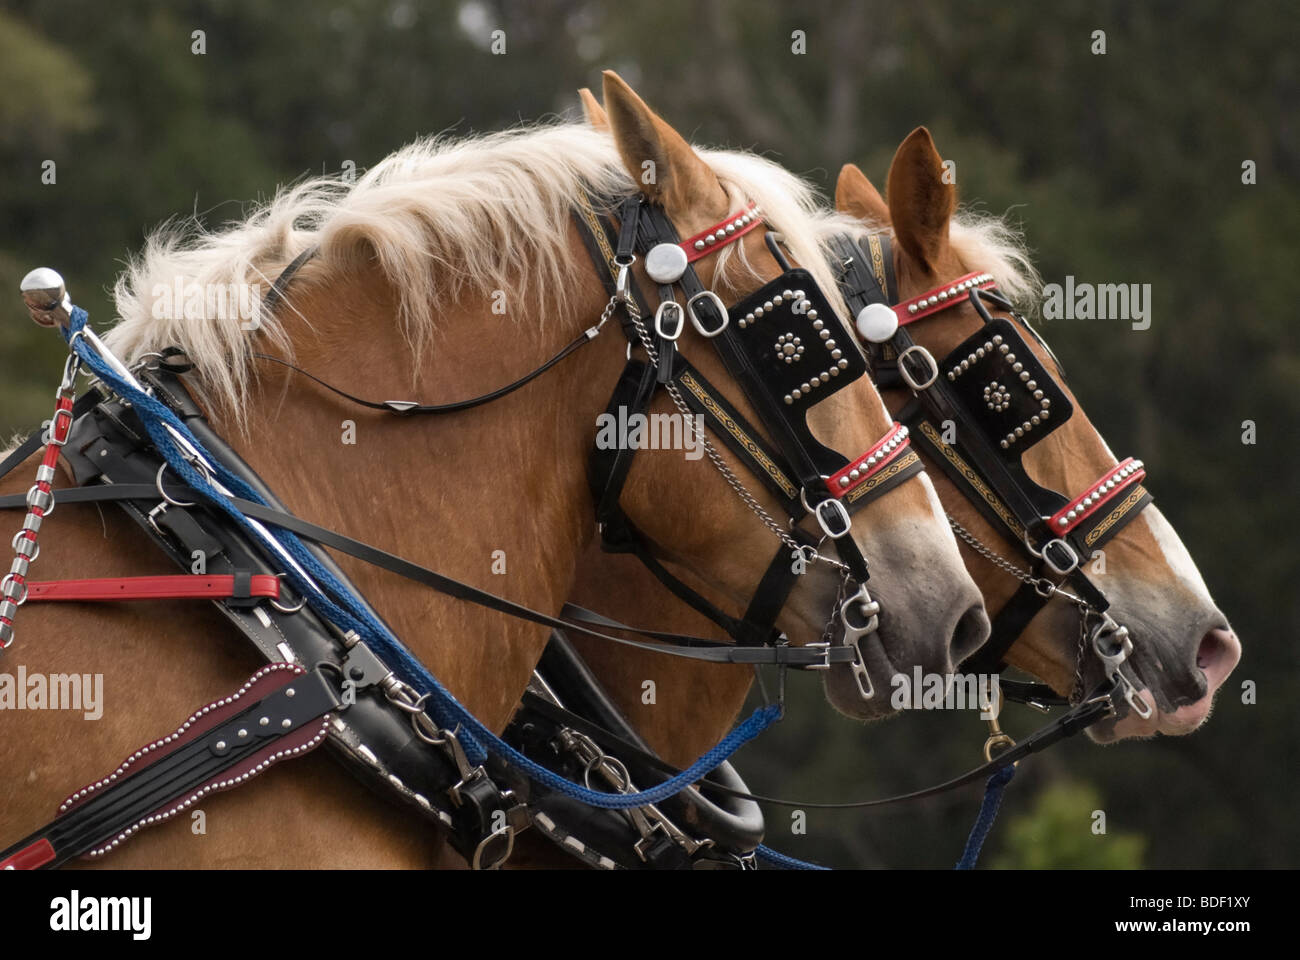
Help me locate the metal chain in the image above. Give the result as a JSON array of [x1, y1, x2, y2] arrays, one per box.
[[947, 515, 1088, 608], [0, 352, 81, 650], [616, 295, 849, 574], [1070, 610, 1092, 705]]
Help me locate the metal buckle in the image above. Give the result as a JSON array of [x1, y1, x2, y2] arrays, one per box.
[[44, 405, 75, 448], [804, 640, 831, 671], [654, 299, 685, 341], [897, 344, 939, 390], [687, 290, 729, 338], [812, 497, 852, 540], [1042, 538, 1080, 575], [1024, 530, 1081, 576]]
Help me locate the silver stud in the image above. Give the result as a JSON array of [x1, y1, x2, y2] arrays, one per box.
[[807, 309, 818, 320], [783, 394, 793, 405], [908, 304, 918, 314], [839, 476, 850, 487], [849, 469, 860, 481], [694, 240, 706, 251]]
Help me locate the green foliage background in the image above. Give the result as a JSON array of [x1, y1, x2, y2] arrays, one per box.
[[0, 0, 1294, 867]]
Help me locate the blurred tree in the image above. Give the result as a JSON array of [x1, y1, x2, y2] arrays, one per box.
[[991, 781, 1146, 870]]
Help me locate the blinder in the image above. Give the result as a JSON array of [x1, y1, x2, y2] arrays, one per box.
[[831, 229, 1155, 713]]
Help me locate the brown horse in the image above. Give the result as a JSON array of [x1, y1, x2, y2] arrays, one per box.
[[545, 125, 1241, 795], [0, 74, 980, 867]]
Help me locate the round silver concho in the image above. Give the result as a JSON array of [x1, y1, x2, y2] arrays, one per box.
[[645, 243, 689, 285], [855, 302, 899, 343]]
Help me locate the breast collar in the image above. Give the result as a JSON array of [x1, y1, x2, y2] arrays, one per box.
[[828, 232, 1154, 718]]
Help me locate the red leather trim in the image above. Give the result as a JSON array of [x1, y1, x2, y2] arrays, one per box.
[[25, 574, 280, 603], [82, 716, 330, 860], [1047, 458, 1146, 535], [681, 203, 763, 263], [827, 423, 911, 499], [895, 272, 996, 326], [0, 837, 55, 870], [60, 663, 305, 815]]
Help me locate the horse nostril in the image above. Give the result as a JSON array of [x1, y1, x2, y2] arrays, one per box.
[[1195, 627, 1241, 685], [950, 603, 990, 666]]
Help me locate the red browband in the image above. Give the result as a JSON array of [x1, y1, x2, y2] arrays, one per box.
[[680, 203, 764, 263], [896, 272, 996, 325], [827, 422, 910, 499], [1048, 457, 1146, 535]]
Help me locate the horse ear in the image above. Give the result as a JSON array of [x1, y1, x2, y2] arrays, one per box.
[[601, 70, 728, 216], [885, 127, 956, 271], [578, 87, 608, 130], [835, 163, 889, 224]]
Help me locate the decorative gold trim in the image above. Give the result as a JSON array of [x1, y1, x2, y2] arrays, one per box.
[[846, 449, 920, 505], [917, 420, 1025, 538], [679, 372, 798, 499], [576, 194, 619, 280], [1085, 487, 1147, 547], [866, 234, 888, 297]]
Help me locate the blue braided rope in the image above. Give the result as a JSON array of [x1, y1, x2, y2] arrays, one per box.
[[755, 844, 829, 870], [954, 762, 1016, 869], [64, 308, 780, 809]]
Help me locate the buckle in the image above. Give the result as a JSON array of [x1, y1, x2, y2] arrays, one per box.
[[654, 300, 685, 340], [804, 640, 831, 671], [687, 290, 729, 338], [897, 344, 939, 390], [803, 495, 851, 539], [1042, 538, 1080, 575]]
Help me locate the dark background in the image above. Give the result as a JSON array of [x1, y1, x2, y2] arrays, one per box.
[[1, 0, 1295, 867]]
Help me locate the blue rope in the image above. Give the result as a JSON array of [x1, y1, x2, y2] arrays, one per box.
[[755, 844, 829, 870], [63, 307, 782, 809], [954, 762, 1016, 869]]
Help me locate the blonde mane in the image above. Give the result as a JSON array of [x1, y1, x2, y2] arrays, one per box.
[[105, 120, 1039, 420]]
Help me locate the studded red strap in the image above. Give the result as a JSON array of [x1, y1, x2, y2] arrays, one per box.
[[827, 422, 911, 499], [22, 574, 281, 604], [1047, 457, 1147, 535], [894, 272, 996, 325], [680, 202, 763, 263]]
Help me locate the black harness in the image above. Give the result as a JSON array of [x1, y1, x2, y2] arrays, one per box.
[[830, 232, 1155, 715], [0, 197, 1137, 873]]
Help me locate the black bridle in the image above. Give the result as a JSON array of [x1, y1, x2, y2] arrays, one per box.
[[830, 231, 1155, 718]]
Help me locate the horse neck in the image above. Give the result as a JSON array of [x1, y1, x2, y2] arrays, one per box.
[[211, 255, 614, 730], [567, 543, 755, 768]]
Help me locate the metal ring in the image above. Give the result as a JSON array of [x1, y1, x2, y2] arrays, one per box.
[[11, 531, 40, 563], [983, 733, 1016, 764], [687, 290, 729, 338], [897, 344, 939, 390], [1, 574, 29, 607], [583, 752, 632, 793], [156, 463, 196, 507], [25, 484, 54, 517], [269, 575, 306, 614]]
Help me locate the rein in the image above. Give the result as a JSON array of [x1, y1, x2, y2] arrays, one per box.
[[0, 195, 1130, 871]]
